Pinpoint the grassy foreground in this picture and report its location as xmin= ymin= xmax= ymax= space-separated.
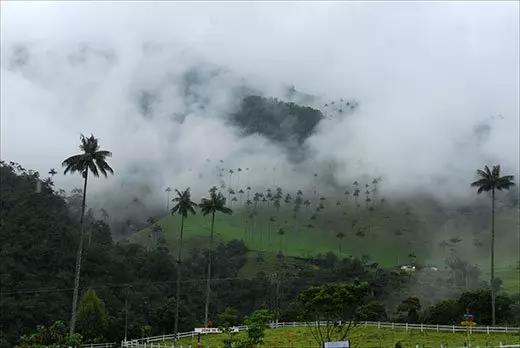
xmin=158 ymin=326 xmax=520 ymax=347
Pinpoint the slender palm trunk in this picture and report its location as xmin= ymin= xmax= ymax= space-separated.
xmin=174 ymin=216 xmax=185 ymax=338
xmin=491 ymin=188 xmax=496 ymax=326
xmin=204 ymin=212 xmax=216 ymax=326
xmin=69 ymin=170 xmax=88 ymax=336
xmin=268 ymin=221 xmax=272 ymax=246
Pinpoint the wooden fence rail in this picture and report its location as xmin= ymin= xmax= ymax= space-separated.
xmin=121 ymin=321 xmax=520 ymax=348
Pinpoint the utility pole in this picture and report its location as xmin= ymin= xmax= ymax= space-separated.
xmin=124 ymin=285 xmax=132 ymax=342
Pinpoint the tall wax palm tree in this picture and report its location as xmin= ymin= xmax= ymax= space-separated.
xmin=62 ymin=134 xmax=113 ymax=336
xmin=165 ymin=187 xmax=172 ymax=212
xmin=344 ymin=189 xmax=350 ymax=203
xmin=336 ymin=232 xmax=345 ymax=255
xmin=471 ymin=164 xmax=515 ymax=326
xmin=313 ymin=173 xmax=319 ymax=197
xmin=236 ymin=167 xmax=242 ymax=190
xmin=48 ymin=168 xmax=57 ymax=178
xmin=228 ymin=169 xmax=234 ymax=199
xmin=170 ymin=188 xmax=198 ymax=338
xmin=353 ymin=189 xmax=360 ymax=207
xmin=303 ymin=199 xmax=311 ymax=212
xmin=268 ymin=216 xmax=276 ymax=246
xmin=277 ymin=228 xmax=285 ymax=254
xmin=238 ymin=189 xmax=245 ymax=207
xmin=199 ymin=188 xmax=233 ymax=326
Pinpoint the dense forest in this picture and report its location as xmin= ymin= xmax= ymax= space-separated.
xmin=1 ymin=160 xmax=519 ymax=347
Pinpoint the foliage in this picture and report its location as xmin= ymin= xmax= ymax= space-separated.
xmin=296 ymin=281 xmax=369 ymax=346
xmin=395 ymin=297 xmax=422 ymax=324
xmin=424 ymin=299 xmax=460 ymax=325
xmin=219 ymin=308 xmax=239 ymax=348
xmin=15 ymin=321 xmax=82 ymax=348
xmin=356 ymin=302 xmax=388 ymax=322
xmin=76 ymin=289 xmax=107 ymax=342
xmin=219 ymin=307 xmax=239 ymax=328
xmin=230 ymin=95 xmax=323 ymax=148
xmin=243 ymin=309 xmax=273 ymax=347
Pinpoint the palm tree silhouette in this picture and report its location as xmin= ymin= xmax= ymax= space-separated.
xmin=336 ymin=232 xmax=345 ymax=255
xmin=236 ymin=167 xmax=242 ymax=190
xmin=268 ymin=216 xmax=276 ymax=247
xmin=313 ymin=173 xmax=319 ymax=197
xmin=199 ymin=188 xmax=233 ymax=326
xmin=471 ymin=164 xmax=515 ymax=325
xmin=353 ymin=189 xmax=360 ymax=207
xmin=48 ymin=168 xmax=57 ymax=178
xmin=62 ymin=134 xmax=113 ymax=336
xmin=170 ymin=188 xmax=198 ymax=337
xmin=238 ymin=189 xmax=245 ymax=207
xmin=228 ymin=169 xmax=234 ymax=200
xmin=277 ymin=228 xmax=285 ymax=253
xmin=303 ymin=199 xmax=311 ymax=212
xmin=344 ymin=189 xmax=350 ymax=203
xmin=165 ymin=187 xmax=172 ymax=212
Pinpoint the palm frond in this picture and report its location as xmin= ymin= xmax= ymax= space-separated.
xmin=88 ymin=161 xmax=100 ymax=177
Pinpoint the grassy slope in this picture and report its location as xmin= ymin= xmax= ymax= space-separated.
xmin=129 ymin=197 xmax=519 ymax=292
xmin=162 ymin=326 xmax=520 ymax=347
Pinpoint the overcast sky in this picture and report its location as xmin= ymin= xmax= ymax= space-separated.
xmin=1 ymin=1 xmax=518 ymax=203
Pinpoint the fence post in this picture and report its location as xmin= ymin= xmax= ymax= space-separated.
xmin=487 ymin=326 xmax=490 ymax=334
xmin=392 ymin=322 xmax=394 ymax=330
xmin=377 ymin=322 xmax=380 ymax=329
xmin=420 ymin=323 xmax=423 ymax=332
xmin=436 ymin=324 xmax=439 ymax=332
xmin=406 ymin=323 xmax=408 ymax=331
xmin=365 ymin=321 xmax=368 ymax=327
xmin=452 ymin=325 xmax=455 ymax=333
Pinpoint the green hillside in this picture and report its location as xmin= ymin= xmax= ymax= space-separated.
xmin=130 ymin=193 xmax=519 ymax=292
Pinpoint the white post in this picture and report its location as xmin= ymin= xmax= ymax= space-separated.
xmin=420 ymin=323 xmax=423 ymax=332
xmin=452 ymin=325 xmax=455 ymax=333
xmin=392 ymin=322 xmax=394 ymax=329
xmin=377 ymin=322 xmax=380 ymax=329
xmin=487 ymin=326 xmax=490 ymax=334
xmin=437 ymin=324 xmax=439 ymax=332
xmin=406 ymin=323 xmax=408 ymax=331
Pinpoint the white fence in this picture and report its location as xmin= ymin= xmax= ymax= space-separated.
xmin=81 ymin=343 xmax=116 ymax=348
xmin=121 ymin=321 xmax=520 ymax=348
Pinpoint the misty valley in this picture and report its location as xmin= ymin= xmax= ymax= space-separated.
xmin=2 ymin=2 xmax=520 ymax=347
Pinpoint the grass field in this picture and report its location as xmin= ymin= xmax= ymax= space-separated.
xmin=158 ymin=326 xmax=520 ymax=347
xmin=129 ymin=196 xmax=519 ymax=293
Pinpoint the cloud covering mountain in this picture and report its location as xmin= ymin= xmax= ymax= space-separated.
xmin=1 ymin=1 xmax=518 ymax=210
